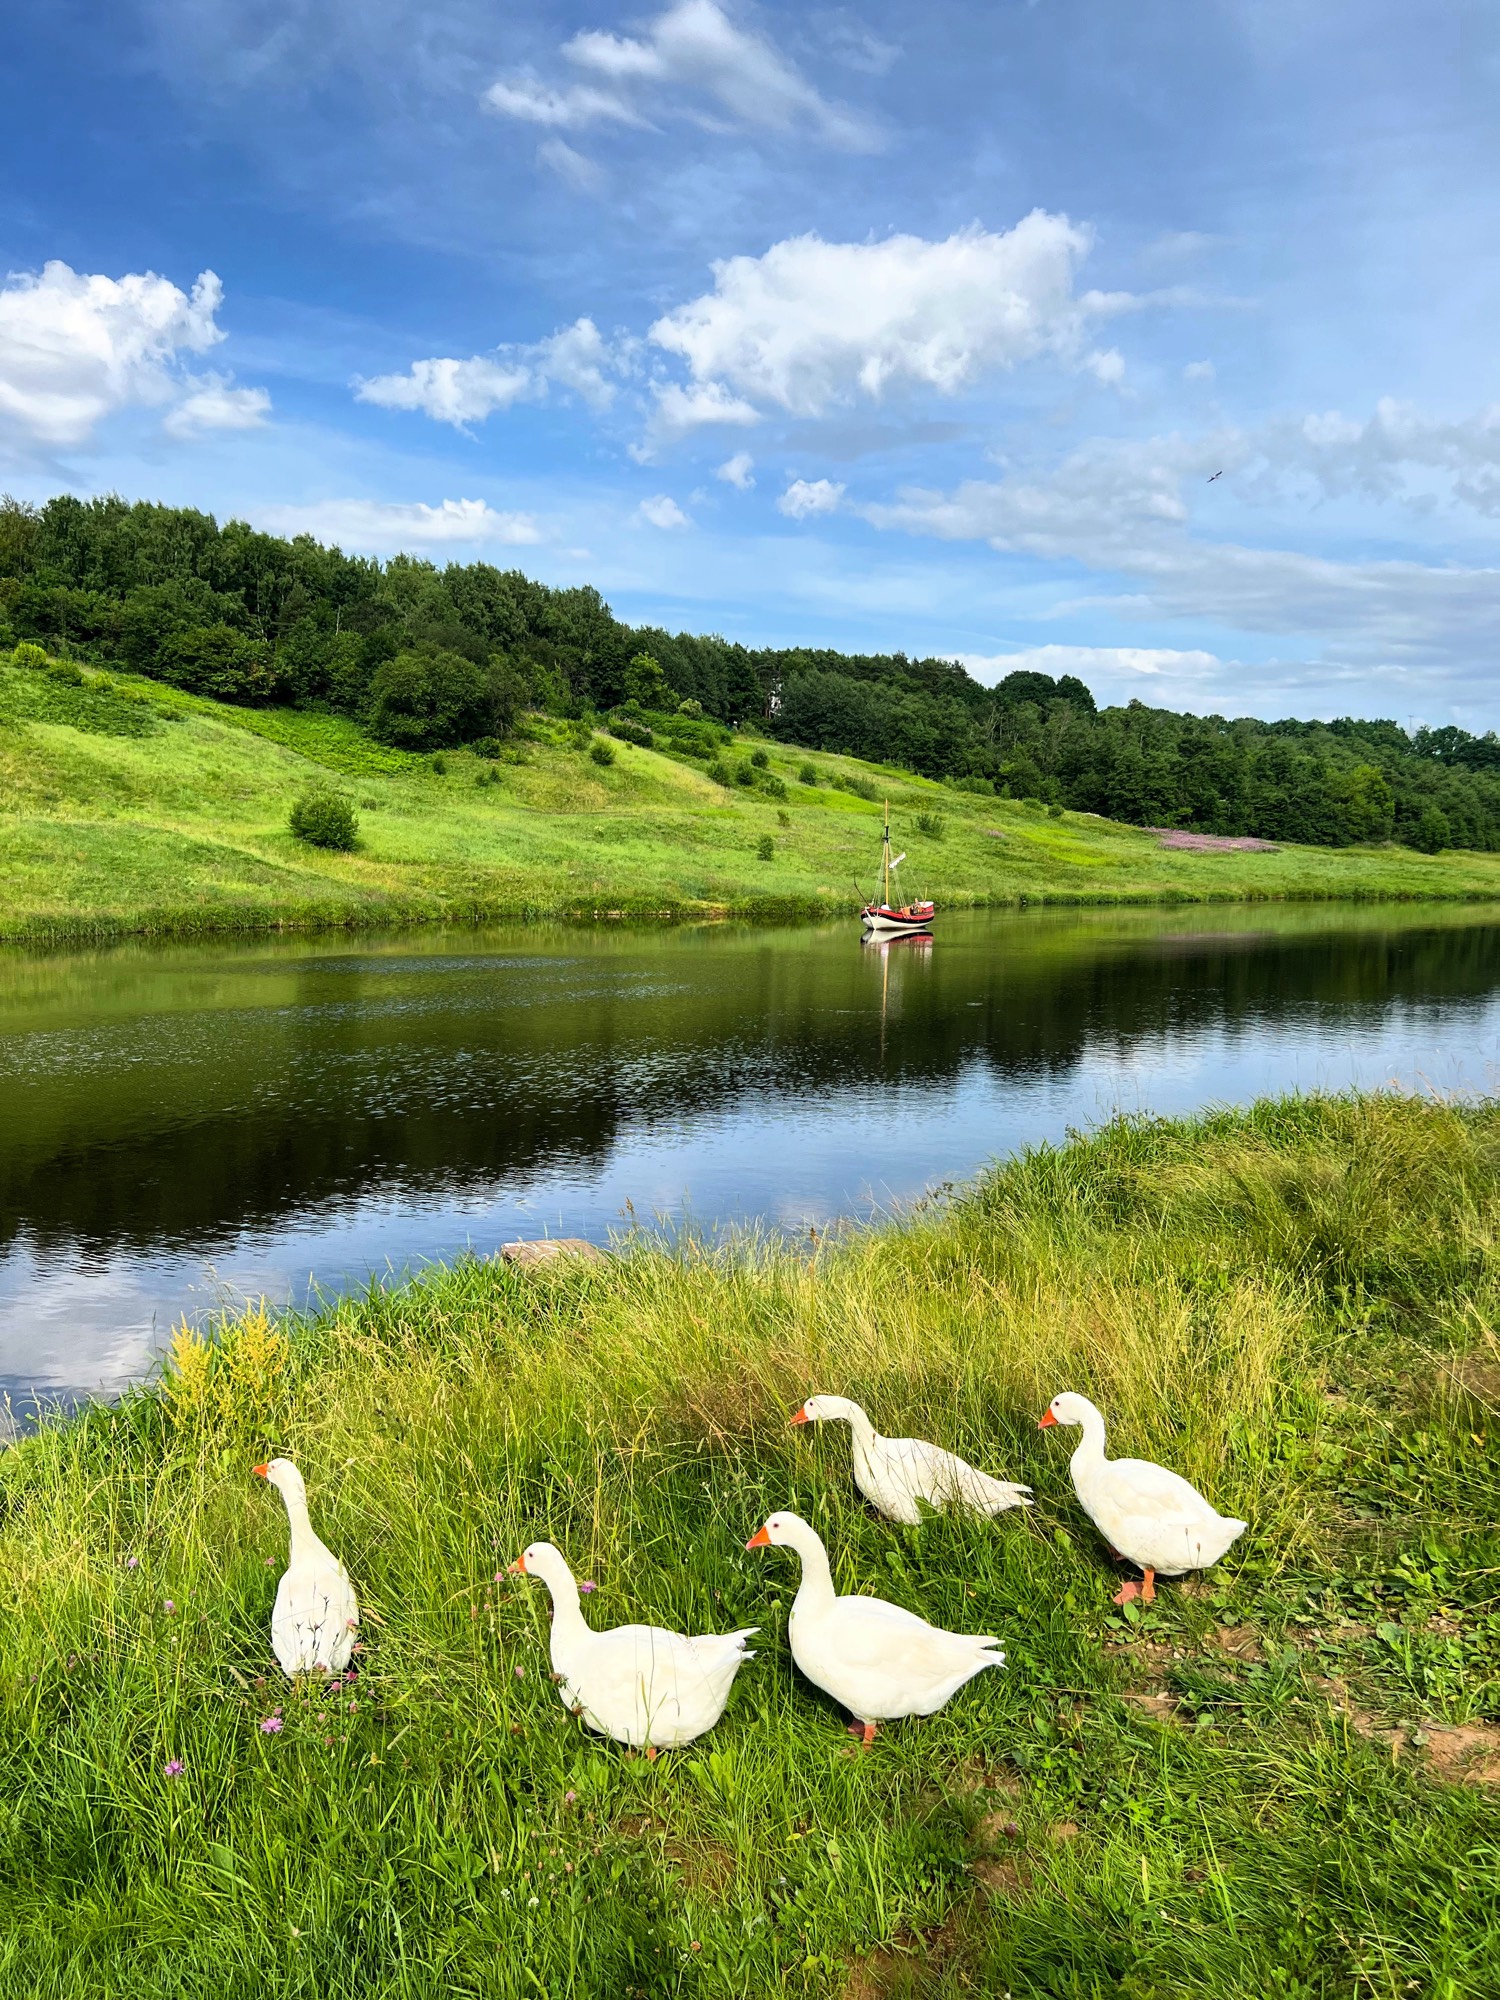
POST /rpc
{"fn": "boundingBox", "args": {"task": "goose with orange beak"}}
[792,1395,1031,1525]
[253,1457,359,1677]
[746,1511,1003,1744]
[1038,1393,1247,1604]
[508,1542,756,1756]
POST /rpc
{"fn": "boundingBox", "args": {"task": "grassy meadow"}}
[1,1092,1497,1996]
[5,653,1500,942]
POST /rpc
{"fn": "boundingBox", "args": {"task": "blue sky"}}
[3,1,1499,726]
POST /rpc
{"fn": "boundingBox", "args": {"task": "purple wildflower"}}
[579,1580,597,1595]
[163,1600,175,1615]
[514,1664,525,1679]
[563,1790,577,1806]
[125,1556,139,1570]
[164,1759,184,1778]
[259,1715,284,1735]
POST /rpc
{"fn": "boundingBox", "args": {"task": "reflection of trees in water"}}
[2,923,1498,1254]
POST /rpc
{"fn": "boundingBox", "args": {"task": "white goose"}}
[1039,1393,1248,1603]
[747,1511,1004,1744]
[254,1457,359,1676]
[793,1395,1031,1525]
[509,1542,756,1757]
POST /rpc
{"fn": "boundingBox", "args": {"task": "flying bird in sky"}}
[1207,470,1223,482]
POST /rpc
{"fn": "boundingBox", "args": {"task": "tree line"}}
[2,492,1497,851]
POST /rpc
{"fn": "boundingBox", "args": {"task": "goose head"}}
[253,1457,307,1505]
[745,1509,819,1555]
[1038,1392,1103,1431]
[791,1395,863,1428]
[508,1541,577,1597]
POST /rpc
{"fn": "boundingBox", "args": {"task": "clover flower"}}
[260,1715,284,1735]
[164,1759,184,1778]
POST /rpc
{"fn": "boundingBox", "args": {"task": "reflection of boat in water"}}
[861,802,936,935]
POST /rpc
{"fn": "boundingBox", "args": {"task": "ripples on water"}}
[2,905,1498,1398]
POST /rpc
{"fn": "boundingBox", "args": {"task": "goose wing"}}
[270,1555,358,1676]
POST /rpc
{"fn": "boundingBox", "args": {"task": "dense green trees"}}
[3,490,1498,851]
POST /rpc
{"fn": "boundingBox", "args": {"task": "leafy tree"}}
[623,651,673,708]
[367,646,515,749]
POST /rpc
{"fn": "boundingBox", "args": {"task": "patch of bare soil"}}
[1447,1355,1500,1409]
[971,1854,1032,1896]
[1421,1722,1500,1786]
[1123,1687,1187,1724]
[840,1910,965,1999]
[1212,1625,1265,1662]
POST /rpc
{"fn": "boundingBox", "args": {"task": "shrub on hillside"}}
[951,774,995,795]
[750,746,769,768]
[798,761,818,786]
[676,697,703,718]
[759,774,788,801]
[756,834,774,861]
[11,641,49,669]
[609,716,654,748]
[45,657,85,685]
[368,646,521,750]
[158,624,278,702]
[706,757,732,786]
[916,812,945,840]
[288,789,359,851]
[589,739,616,766]
[733,759,755,787]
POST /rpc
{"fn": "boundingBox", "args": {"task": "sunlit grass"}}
[1,1093,1497,1994]
[4,656,1500,942]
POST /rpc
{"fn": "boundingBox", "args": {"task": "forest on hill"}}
[3,491,1498,853]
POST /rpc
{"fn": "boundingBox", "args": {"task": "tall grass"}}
[1,1095,1498,1995]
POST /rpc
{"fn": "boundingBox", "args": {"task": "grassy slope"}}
[4,658,1500,940]
[1,1093,1497,1997]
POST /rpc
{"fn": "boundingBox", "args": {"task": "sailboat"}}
[861,802,936,936]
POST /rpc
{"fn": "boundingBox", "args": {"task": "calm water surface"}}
[3,905,1499,1400]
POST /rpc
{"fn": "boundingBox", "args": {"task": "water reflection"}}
[2,904,1499,1398]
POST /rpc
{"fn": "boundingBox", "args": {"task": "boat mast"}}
[882,800,891,907]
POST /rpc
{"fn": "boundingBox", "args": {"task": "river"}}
[3,903,1499,1402]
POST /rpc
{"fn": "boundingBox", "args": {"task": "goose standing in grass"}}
[793,1395,1031,1525]
[1038,1393,1247,1603]
[746,1511,1004,1744]
[253,1458,359,1676]
[509,1542,756,1757]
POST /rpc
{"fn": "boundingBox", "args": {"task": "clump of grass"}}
[1,1095,1497,1994]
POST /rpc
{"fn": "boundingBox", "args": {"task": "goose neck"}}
[1069,1405,1108,1474]
[786,1524,837,1612]
[280,1488,318,1562]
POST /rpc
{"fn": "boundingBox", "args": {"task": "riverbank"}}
[1,1092,1496,1995]
[5,658,1500,942]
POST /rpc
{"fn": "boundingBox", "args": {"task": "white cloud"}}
[162,372,272,437]
[1184,359,1216,383]
[778,477,845,519]
[649,214,1118,421]
[861,426,1500,667]
[648,378,761,439]
[716,450,755,489]
[536,138,605,193]
[958,645,1224,686]
[1084,347,1125,386]
[354,316,622,428]
[0,260,253,447]
[637,493,690,528]
[258,497,541,551]
[485,1,878,152]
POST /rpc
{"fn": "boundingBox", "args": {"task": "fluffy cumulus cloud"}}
[484,0,876,153]
[636,493,690,528]
[163,372,271,437]
[0,260,268,447]
[650,378,759,437]
[648,214,1119,425]
[716,450,754,489]
[778,477,845,519]
[355,317,622,429]
[258,497,540,551]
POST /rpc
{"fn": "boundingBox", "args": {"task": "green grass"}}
[4,655,1500,941]
[2,1092,1498,1996]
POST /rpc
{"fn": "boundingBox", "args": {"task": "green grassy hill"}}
[4,654,1500,942]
